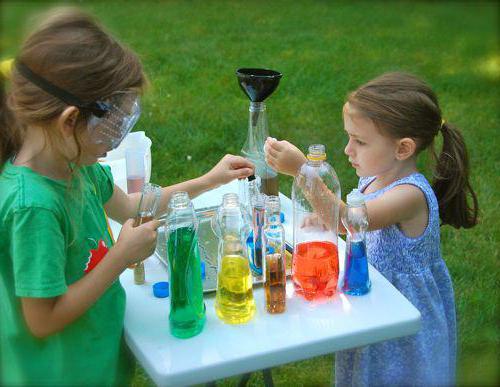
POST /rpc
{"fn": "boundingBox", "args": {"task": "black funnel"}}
[236,68,282,102]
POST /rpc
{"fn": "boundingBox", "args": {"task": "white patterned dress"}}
[335,173,456,386]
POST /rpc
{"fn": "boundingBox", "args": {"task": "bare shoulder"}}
[366,183,428,230]
[383,184,427,218]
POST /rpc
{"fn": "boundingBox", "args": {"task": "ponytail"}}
[0,59,21,169]
[432,122,479,228]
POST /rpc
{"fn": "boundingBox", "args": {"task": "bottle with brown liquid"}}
[263,195,287,314]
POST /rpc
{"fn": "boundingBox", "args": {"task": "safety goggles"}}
[87,92,141,149]
[15,61,141,149]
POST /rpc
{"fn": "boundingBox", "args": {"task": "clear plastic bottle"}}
[263,195,286,314]
[166,191,206,338]
[292,144,341,300]
[131,183,162,284]
[342,189,371,295]
[247,175,265,277]
[241,102,279,196]
[214,193,256,324]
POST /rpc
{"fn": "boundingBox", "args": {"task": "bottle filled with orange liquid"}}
[214,193,255,324]
[292,144,341,300]
[263,195,286,314]
[131,183,162,284]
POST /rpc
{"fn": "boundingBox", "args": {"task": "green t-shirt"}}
[0,160,132,386]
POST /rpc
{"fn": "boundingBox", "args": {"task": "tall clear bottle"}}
[342,189,371,295]
[292,144,341,300]
[214,193,256,324]
[263,196,287,314]
[247,175,265,277]
[166,191,206,338]
[241,102,279,196]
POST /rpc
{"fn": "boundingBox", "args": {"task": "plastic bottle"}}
[241,102,279,196]
[342,189,371,295]
[263,195,287,313]
[214,193,255,324]
[166,191,206,338]
[292,144,341,300]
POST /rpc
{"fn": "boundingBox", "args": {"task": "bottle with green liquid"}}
[166,191,206,338]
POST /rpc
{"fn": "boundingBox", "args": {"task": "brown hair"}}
[0,7,146,168]
[347,72,478,229]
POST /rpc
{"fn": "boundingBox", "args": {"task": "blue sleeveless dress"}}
[335,173,456,386]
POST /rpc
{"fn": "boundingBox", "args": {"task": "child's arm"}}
[21,219,160,339]
[364,185,428,232]
[264,138,426,233]
[105,154,254,223]
[265,138,347,232]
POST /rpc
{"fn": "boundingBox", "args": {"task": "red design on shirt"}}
[84,239,109,274]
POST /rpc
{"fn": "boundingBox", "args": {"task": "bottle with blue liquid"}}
[246,175,265,277]
[342,188,371,295]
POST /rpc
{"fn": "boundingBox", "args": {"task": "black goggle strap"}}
[15,61,110,117]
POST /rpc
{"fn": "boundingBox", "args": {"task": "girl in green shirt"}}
[0,7,253,386]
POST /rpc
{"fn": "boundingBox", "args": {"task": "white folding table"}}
[107,179,421,386]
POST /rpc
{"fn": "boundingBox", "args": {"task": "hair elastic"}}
[0,59,13,80]
[14,60,110,117]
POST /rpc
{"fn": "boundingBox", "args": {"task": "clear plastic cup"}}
[126,148,146,194]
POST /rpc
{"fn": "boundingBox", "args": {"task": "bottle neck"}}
[264,201,281,225]
[169,191,190,210]
[248,101,269,138]
[345,204,368,240]
[265,211,281,225]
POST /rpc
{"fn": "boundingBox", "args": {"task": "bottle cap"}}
[153,281,169,298]
[306,144,327,161]
[347,188,365,206]
[201,261,206,280]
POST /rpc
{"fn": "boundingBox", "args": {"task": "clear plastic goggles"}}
[87,92,141,149]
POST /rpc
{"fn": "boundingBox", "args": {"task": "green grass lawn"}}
[2,1,498,385]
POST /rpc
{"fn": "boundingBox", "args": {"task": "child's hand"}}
[114,218,161,266]
[301,213,329,231]
[205,154,254,187]
[265,137,307,177]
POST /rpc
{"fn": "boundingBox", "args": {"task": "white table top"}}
[111,180,421,387]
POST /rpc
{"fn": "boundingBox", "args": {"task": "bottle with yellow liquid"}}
[214,193,255,324]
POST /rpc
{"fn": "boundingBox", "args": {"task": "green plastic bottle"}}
[166,192,206,338]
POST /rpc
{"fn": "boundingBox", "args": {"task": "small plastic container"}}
[126,148,146,194]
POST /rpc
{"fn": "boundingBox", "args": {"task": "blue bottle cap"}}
[153,281,169,298]
[201,261,206,280]
[280,211,285,223]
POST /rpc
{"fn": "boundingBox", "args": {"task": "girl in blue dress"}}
[265,72,478,386]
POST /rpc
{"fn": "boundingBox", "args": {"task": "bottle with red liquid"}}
[292,144,341,300]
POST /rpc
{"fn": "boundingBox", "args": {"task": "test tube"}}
[132,183,162,284]
[126,148,146,194]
